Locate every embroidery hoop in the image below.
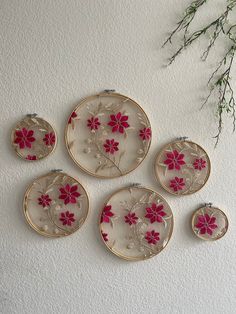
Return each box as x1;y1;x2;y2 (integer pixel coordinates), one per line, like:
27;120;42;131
23;171;89;238
11;114;57;161
99;184;174;261
154;139;211;196
191;204;229;241
65;91;152;179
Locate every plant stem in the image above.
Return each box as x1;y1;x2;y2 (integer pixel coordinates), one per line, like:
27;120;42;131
163;0;236;145
47;208;69;235
162;0;207;48
168;3;235;65
214;49;235;146
95;142;123;175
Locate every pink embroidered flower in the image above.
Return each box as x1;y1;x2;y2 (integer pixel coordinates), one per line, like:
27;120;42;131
87;116;101;130
38;194;52;208
145;203;166;223
103;139;119;154
164;150;185;170
43;132;56;146
26;155;37;160
108;112;129;133
68;111;77;124
193;158;206;170
145;230;160;245
59;184;81;205
101;231;108;242
195;214;218;235
139;127;151;140
101;205;114;223
59;211;75;226
14;128;35;149
124;212;138;225
169;177;185;192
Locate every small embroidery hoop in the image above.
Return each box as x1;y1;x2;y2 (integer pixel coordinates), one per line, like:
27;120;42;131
98;184;174;261
23;171;90;238
191;204;229;241
11;114;57;161
65;91;152;179
154;139;211;196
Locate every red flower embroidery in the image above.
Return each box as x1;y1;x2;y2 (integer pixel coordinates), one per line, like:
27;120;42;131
14;128;35;149
193;158;206;170
164;150;185;170
68;111;77;124
139;127;151;140
101;231;108;242
43;132;55;146
103;139;119;154
169;177;185;192
108;112;129;133
38;194;52;208
145;230;160;244
59;211;75;226
59;184;81;205
145;203;166;223
87;117;101;130
124;212;138;225
195;214;218;235
26;155;37;160
101;205;114;223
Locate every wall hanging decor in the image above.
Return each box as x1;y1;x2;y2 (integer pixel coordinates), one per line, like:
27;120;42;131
191;203;229;241
154;138;211;195
11;114;57;161
99;184;173;261
23;170;89;237
65;90;152;178
162;0;236;145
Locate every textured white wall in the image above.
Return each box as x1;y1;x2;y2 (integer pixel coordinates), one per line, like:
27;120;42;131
0;1;235;313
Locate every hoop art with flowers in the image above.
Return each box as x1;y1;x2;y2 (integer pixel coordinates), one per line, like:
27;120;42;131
155;140;211;195
99;185;173;261
65;92;152;178
23;172;89;237
12;116;57;161
192;205;228;241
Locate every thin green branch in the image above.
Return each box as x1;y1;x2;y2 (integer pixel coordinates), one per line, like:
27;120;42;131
213;49;235;146
162;0;207;47
167;2;235;65
163;0;236;146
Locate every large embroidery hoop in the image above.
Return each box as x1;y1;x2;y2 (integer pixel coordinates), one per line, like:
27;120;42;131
99;184;174;261
65;91;152;179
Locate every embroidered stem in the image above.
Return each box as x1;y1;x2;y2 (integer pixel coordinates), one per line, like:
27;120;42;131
94;142;123;175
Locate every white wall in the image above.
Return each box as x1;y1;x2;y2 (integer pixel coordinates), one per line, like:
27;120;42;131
0;1;235;313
